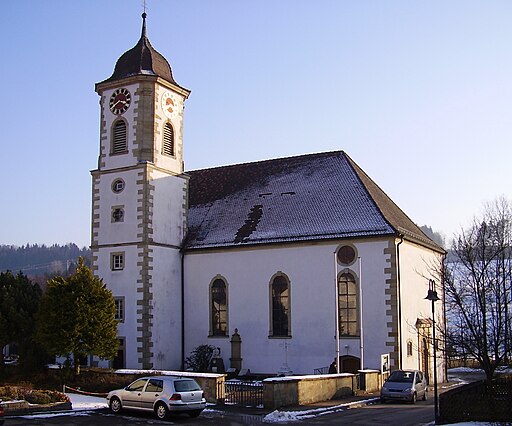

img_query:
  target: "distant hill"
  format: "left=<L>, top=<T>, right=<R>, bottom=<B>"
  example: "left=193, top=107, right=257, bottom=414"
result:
left=0, top=243, right=91, bottom=278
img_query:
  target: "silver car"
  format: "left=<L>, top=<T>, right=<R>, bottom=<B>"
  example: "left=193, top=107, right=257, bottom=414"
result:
left=380, top=370, right=427, bottom=403
left=106, top=376, right=206, bottom=419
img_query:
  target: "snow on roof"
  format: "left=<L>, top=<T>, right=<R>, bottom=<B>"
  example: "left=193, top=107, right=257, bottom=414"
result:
left=185, top=151, right=441, bottom=251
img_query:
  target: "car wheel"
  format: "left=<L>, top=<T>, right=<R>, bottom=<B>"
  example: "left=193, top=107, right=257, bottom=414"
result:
left=109, top=397, right=122, bottom=414
left=155, top=402, right=169, bottom=420
left=188, top=410, right=203, bottom=418
left=411, top=392, right=417, bottom=404
left=380, top=397, right=387, bottom=404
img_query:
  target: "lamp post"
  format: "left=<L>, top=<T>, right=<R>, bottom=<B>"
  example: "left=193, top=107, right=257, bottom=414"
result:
left=425, top=279, right=440, bottom=424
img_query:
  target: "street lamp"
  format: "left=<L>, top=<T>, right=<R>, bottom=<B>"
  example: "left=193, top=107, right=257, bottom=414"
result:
left=425, top=279, right=440, bottom=424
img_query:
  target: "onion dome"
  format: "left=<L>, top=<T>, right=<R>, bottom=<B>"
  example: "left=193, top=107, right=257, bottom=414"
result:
left=102, top=13, right=179, bottom=86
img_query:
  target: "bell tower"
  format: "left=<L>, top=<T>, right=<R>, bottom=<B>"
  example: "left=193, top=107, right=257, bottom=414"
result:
left=91, top=13, right=190, bottom=369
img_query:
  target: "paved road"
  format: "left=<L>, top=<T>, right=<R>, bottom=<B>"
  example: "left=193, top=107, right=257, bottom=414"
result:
left=300, top=399, right=434, bottom=425
left=4, top=399, right=436, bottom=426
left=3, top=408, right=264, bottom=426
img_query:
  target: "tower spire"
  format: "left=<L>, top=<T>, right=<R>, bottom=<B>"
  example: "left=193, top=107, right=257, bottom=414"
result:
left=141, top=11, right=147, bottom=39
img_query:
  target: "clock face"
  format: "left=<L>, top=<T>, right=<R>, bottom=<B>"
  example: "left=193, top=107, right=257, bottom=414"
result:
left=109, top=88, right=131, bottom=115
left=161, top=91, right=179, bottom=119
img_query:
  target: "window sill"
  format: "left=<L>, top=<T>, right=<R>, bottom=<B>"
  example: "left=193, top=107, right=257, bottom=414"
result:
left=268, top=335, right=292, bottom=339
left=208, top=334, right=229, bottom=339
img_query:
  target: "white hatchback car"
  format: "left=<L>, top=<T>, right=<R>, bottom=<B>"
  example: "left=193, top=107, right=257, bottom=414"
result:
left=107, top=376, right=206, bottom=419
left=380, top=370, right=428, bottom=403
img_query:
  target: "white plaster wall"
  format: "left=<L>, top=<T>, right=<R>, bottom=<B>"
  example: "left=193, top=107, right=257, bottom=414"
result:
left=150, top=170, right=186, bottom=247
left=101, top=83, right=139, bottom=171
left=148, top=247, right=183, bottom=370
left=184, top=239, right=392, bottom=375
left=398, top=241, right=445, bottom=382
left=96, top=169, right=140, bottom=246
left=95, top=245, right=142, bottom=368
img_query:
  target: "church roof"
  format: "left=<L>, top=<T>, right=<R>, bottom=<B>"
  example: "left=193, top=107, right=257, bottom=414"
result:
left=185, top=151, right=442, bottom=251
left=99, top=13, right=182, bottom=87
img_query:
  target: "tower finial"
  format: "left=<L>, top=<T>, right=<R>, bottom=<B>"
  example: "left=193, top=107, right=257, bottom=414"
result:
left=141, top=10, right=147, bottom=38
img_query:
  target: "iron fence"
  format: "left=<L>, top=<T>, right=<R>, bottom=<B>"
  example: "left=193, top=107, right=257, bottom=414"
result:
left=223, top=380, right=264, bottom=407
left=439, top=375, right=512, bottom=424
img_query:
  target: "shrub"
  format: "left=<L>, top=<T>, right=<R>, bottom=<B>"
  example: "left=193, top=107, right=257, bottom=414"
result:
left=0, top=386, right=69, bottom=404
left=25, top=391, right=52, bottom=405
left=185, top=344, right=216, bottom=372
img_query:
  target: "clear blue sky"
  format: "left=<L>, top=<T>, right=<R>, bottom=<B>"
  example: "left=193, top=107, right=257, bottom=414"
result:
left=2, top=1, right=511, bottom=248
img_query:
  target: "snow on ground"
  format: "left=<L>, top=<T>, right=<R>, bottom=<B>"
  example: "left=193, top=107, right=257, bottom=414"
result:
left=263, top=398, right=378, bottom=423
left=67, top=392, right=108, bottom=410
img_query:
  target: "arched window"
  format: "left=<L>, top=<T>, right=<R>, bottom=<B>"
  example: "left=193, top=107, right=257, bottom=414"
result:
left=210, top=278, right=227, bottom=336
left=112, top=119, right=127, bottom=154
left=407, top=340, right=413, bottom=357
left=162, top=122, right=175, bottom=156
left=338, top=272, right=359, bottom=337
left=270, top=274, right=290, bottom=337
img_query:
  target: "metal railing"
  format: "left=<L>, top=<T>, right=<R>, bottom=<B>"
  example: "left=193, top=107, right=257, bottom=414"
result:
left=224, top=380, right=264, bottom=407
left=439, top=375, right=512, bottom=424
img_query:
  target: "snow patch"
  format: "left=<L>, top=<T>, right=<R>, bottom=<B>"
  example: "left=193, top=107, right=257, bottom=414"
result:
left=67, top=393, right=108, bottom=410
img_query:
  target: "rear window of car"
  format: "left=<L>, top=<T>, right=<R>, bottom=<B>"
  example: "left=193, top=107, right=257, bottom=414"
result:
left=388, top=371, right=414, bottom=383
left=174, top=379, right=201, bottom=392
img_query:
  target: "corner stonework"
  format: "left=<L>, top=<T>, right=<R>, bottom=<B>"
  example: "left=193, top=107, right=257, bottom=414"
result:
left=383, top=238, right=399, bottom=369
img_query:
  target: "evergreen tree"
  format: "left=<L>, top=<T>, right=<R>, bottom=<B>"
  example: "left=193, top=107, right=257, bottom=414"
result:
left=0, top=271, right=42, bottom=370
left=36, top=257, right=118, bottom=374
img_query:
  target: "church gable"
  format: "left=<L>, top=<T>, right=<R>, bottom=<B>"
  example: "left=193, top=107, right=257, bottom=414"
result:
left=185, top=151, right=433, bottom=249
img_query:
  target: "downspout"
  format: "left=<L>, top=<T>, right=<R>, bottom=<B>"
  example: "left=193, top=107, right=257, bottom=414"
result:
left=396, top=234, right=404, bottom=370
left=180, top=244, right=186, bottom=371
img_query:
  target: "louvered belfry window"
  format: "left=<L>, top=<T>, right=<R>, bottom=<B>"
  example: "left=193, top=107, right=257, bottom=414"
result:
left=162, top=122, right=174, bottom=156
left=112, top=120, right=127, bottom=154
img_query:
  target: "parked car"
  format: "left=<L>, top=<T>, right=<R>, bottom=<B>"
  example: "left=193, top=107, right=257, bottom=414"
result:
left=3, top=354, right=19, bottom=366
left=0, top=402, right=4, bottom=425
left=106, top=376, right=206, bottom=420
left=380, top=369, right=427, bottom=403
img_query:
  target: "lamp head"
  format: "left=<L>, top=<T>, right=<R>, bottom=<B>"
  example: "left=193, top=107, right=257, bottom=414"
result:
left=425, top=289, right=440, bottom=302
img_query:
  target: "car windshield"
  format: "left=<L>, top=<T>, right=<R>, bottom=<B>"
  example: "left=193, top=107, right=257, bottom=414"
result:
left=174, top=379, right=201, bottom=392
left=387, top=371, right=414, bottom=383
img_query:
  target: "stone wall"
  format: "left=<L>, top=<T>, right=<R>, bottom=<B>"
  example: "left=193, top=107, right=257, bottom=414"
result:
left=263, top=374, right=357, bottom=409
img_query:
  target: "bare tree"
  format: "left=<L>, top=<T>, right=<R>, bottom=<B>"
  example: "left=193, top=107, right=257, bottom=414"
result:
left=445, top=197, right=512, bottom=380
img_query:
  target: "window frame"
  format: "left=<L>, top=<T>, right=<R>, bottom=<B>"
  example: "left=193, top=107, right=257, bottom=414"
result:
left=407, top=340, right=413, bottom=357
left=114, top=297, right=125, bottom=322
left=162, top=121, right=175, bottom=157
left=111, top=118, right=128, bottom=155
left=337, top=244, right=358, bottom=266
left=209, top=276, right=228, bottom=338
left=269, top=272, right=291, bottom=338
left=111, top=252, right=125, bottom=271
left=337, top=270, right=359, bottom=337
left=112, top=178, right=125, bottom=194
left=111, top=205, right=125, bottom=223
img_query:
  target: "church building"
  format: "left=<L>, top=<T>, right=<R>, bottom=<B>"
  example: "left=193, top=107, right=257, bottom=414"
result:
left=91, top=14, right=445, bottom=382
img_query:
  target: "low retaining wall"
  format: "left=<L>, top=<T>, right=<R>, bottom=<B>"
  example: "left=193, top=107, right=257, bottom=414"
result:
left=263, top=370, right=383, bottom=409
left=263, top=374, right=356, bottom=409
left=2, top=401, right=72, bottom=415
